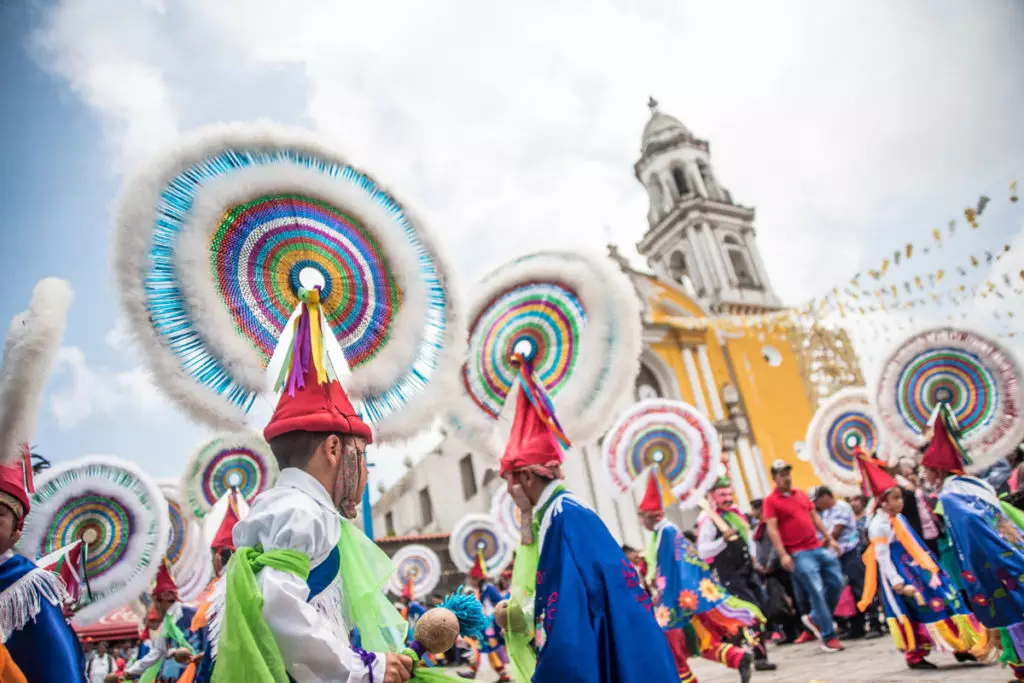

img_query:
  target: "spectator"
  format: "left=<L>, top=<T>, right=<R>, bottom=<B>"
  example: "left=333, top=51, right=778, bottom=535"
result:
left=763, top=460, right=845, bottom=653
left=813, top=487, right=881, bottom=640
left=895, top=458, right=941, bottom=557
left=85, top=641, right=116, bottom=683
left=750, top=499, right=802, bottom=644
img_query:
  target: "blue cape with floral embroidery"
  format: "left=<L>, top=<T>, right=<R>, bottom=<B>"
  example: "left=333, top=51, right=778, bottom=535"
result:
left=940, top=478, right=1024, bottom=628
left=532, top=490, right=677, bottom=683
left=653, top=522, right=727, bottom=630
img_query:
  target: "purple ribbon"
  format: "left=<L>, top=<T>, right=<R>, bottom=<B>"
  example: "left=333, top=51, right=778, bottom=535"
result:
left=352, top=646, right=377, bottom=682
left=285, top=309, right=311, bottom=396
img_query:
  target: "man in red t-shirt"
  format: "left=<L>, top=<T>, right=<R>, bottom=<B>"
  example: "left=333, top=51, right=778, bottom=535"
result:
left=763, top=460, right=845, bottom=653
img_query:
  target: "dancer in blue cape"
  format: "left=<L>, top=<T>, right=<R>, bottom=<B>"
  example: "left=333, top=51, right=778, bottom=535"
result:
left=498, top=358, right=677, bottom=683
left=0, top=451, right=85, bottom=682
left=639, top=469, right=759, bottom=683
left=854, top=450, right=986, bottom=671
left=922, top=405, right=1024, bottom=681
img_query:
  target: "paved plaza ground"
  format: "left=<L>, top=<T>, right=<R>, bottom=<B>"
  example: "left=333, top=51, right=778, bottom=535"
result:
left=688, top=636, right=1011, bottom=683
left=467, top=636, right=1014, bottom=682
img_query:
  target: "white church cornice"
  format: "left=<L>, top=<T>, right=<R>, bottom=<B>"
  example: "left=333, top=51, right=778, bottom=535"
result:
left=637, top=197, right=756, bottom=255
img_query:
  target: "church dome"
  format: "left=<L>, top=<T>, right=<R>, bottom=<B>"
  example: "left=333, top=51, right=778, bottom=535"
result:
left=641, top=97, right=690, bottom=154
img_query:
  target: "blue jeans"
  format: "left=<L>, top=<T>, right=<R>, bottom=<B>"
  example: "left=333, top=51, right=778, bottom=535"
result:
left=792, top=547, right=845, bottom=639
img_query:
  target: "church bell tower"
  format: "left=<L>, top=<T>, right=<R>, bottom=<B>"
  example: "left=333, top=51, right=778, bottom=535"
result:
left=634, top=97, right=781, bottom=315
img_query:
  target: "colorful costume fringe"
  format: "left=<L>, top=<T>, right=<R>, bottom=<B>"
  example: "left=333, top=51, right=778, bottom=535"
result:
left=859, top=512, right=987, bottom=665
left=923, top=404, right=1024, bottom=679
left=651, top=516, right=760, bottom=681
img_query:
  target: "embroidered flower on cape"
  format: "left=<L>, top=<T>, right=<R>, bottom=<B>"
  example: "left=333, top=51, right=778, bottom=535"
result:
left=698, top=578, right=721, bottom=602
left=678, top=590, right=699, bottom=612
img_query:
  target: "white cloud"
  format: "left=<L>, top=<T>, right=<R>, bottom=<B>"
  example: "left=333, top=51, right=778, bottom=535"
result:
left=49, top=347, right=171, bottom=429
left=104, top=318, right=131, bottom=351
left=31, top=0, right=1024, bottom=305
left=29, top=1, right=1024, bottom=408
left=30, top=0, right=178, bottom=169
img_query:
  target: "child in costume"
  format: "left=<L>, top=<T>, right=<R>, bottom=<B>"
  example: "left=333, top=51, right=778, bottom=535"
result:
left=922, top=405, right=1024, bottom=680
left=697, top=476, right=776, bottom=670
left=457, top=558, right=510, bottom=682
left=123, top=560, right=211, bottom=682
left=855, top=451, right=986, bottom=670
left=209, top=291, right=413, bottom=683
left=640, top=470, right=757, bottom=683
left=0, top=452, right=85, bottom=682
left=499, top=359, right=678, bottom=683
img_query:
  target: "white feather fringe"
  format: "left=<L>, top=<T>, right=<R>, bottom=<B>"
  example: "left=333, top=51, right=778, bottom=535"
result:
left=180, top=431, right=277, bottom=519
left=804, top=387, right=876, bottom=496
left=873, top=326, right=1024, bottom=472
left=20, top=455, right=169, bottom=626
left=113, top=121, right=463, bottom=442
left=0, top=565, right=69, bottom=642
left=448, top=250, right=643, bottom=456
left=0, top=278, right=73, bottom=464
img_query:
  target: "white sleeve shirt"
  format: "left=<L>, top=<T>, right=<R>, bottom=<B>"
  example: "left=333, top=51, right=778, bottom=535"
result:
left=231, top=468, right=386, bottom=683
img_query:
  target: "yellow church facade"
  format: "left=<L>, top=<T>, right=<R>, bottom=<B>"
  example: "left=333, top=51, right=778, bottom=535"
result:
left=621, top=99, right=863, bottom=506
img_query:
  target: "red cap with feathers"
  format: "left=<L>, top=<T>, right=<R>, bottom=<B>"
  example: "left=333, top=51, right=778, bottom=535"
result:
left=152, top=558, right=178, bottom=599
left=263, top=288, right=372, bottom=443
left=854, top=448, right=899, bottom=499
left=638, top=468, right=675, bottom=513
left=467, top=551, right=488, bottom=581
left=921, top=404, right=970, bottom=473
left=498, top=356, right=568, bottom=478
left=0, top=446, right=34, bottom=527
left=210, top=490, right=242, bottom=552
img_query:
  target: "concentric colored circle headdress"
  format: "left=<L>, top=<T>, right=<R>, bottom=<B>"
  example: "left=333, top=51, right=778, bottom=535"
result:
left=447, top=250, right=643, bottom=457
left=448, top=513, right=514, bottom=577
left=387, top=544, right=442, bottom=599
left=114, top=122, right=461, bottom=442
left=158, top=482, right=210, bottom=603
left=603, top=399, right=721, bottom=510
left=805, top=388, right=881, bottom=496
left=180, top=431, right=277, bottom=520
left=20, top=456, right=169, bottom=625
left=489, top=486, right=521, bottom=541
left=0, top=278, right=73, bottom=464
left=874, top=326, right=1024, bottom=471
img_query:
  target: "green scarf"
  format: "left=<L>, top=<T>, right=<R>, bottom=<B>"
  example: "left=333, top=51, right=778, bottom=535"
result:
left=336, top=519, right=409, bottom=653
left=506, top=485, right=563, bottom=683
left=720, top=510, right=751, bottom=546
left=211, top=546, right=311, bottom=683
left=212, top=522, right=412, bottom=683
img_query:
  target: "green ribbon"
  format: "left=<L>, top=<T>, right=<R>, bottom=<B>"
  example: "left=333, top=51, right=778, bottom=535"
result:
left=211, top=546, right=311, bottom=683
left=505, top=486, right=563, bottom=683
left=337, top=518, right=409, bottom=653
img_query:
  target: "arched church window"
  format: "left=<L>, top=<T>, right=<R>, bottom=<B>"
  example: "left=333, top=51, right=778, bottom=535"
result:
left=723, top=235, right=757, bottom=288
left=635, top=365, right=663, bottom=401
left=671, top=166, right=690, bottom=197
left=667, top=251, right=697, bottom=297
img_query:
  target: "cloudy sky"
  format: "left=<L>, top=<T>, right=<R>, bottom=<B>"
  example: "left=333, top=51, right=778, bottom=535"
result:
left=1, top=0, right=1022, bottom=492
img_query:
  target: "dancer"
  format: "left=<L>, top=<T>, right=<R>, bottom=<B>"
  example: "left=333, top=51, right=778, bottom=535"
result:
left=458, top=556, right=511, bottom=682
left=189, top=488, right=243, bottom=637
left=856, top=451, right=986, bottom=670
left=922, top=405, right=1024, bottom=680
left=123, top=560, right=211, bottom=682
left=500, top=357, right=678, bottom=683
left=0, top=454, right=85, bottom=682
left=698, top=476, right=777, bottom=671
left=208, top=291, right=413, bottom=683
left=641, top=470, right=757, bottom=683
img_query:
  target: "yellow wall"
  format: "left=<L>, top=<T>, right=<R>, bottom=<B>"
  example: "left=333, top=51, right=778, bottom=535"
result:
left=638, top=274, right=821, bottom=497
